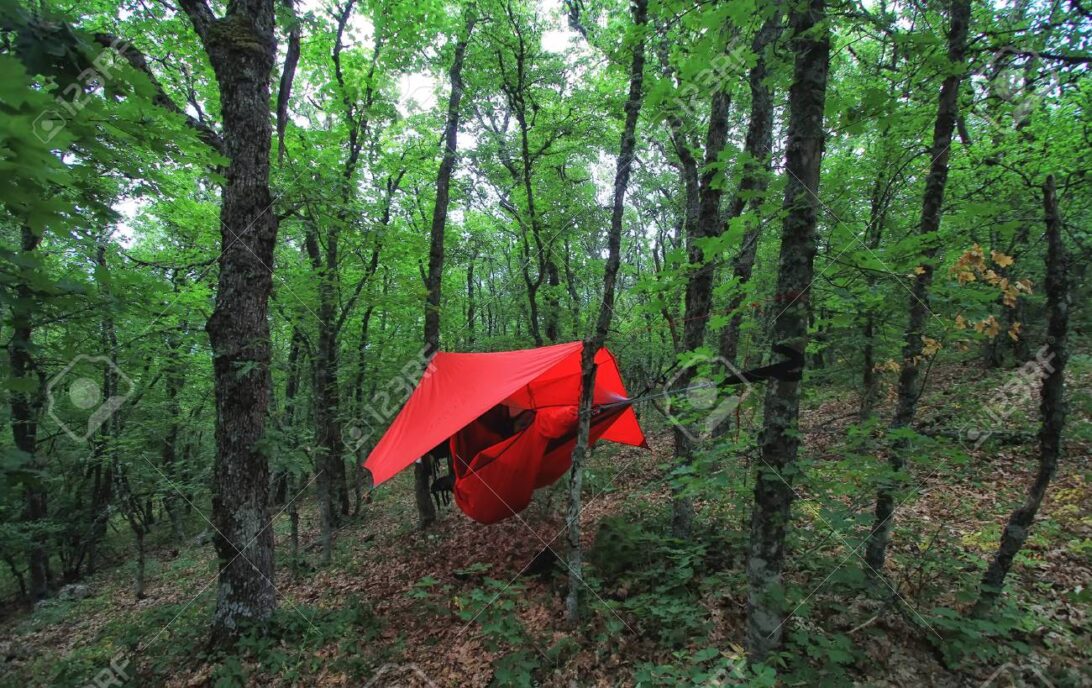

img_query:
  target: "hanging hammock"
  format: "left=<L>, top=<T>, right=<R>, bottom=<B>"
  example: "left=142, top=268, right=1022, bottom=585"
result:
left=363, top=341, right=647, bottom=524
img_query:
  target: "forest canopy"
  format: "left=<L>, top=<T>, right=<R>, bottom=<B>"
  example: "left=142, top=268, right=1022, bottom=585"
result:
left=0, top=0, right=1088, bottom=685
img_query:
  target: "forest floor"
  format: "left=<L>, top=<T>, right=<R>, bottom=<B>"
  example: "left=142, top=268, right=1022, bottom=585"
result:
left=0, top=359, right=1089, bottom=687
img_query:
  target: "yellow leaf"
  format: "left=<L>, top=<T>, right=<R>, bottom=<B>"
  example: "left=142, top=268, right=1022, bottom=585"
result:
left=955, top=314, right=967, bottom=329
left=1003, top=286, right=1019, bottom=307
left=921, top=336, right=942, bottom=357
left=1008, top=321, right=1022, bottom=341
left=874, top=359, right=900, bottom=373
left=982, top=316, right=1000, bottom=338
left=992, top=250, right=1014, bottom=268
left=914, top=266, right=926, bottom=275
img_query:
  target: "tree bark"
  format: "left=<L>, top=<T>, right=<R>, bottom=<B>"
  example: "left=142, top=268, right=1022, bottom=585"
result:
left=10, top=224, right=47, bottom=600
left=179, top=0, right=280, bottom=642
left=274, top=0, right=300, bottom=164
left=271, top=328, right=304, bottom=505
left=566, top=0, right=647, bottom=623
left=745, top=0, right=829, bottom=660
left=714, top=6, right=783, bottom=437
left=466, top=253, right=477, bottom=346
left=973, top=174, right=1069, bottom=616
left=670, top=28, right=737, bottom=539
left=162, top=307, right=187, bottom=538
left=864, top=0, right=971, bottom=575
left=858, top=147, right=892, bottom=420
left=419, top=15, right=476, bottom=528
left=133, top=520, right=146, bottom=600
left=304, top=219, right=341, bottom=564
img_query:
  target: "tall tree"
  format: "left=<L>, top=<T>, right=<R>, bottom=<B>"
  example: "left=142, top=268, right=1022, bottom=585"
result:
left=973, top=173, right=1070, bottom=615
left=565, top=0, right=648, bottom=624
left=716, top=7, right=784, bottom=372
left=745, top=0, right=830, bottom=659
left=417, top=12, right=477, bottom=528
left=9, top=224, right=47, bottom=600
left=305, top=1, right=386, bottom=561
left=864, top=0, right=972, bottom=575
left=177, top=0, right=280, bottom=640
left=669, top=22, right=739, bottom=539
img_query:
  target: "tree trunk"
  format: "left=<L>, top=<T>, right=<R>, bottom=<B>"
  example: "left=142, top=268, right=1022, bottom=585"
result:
left=545, top=260, right=562, bottom=342
left=671, top=29, right=737, bottom=539
left=858, top=168, right=886, bottom=419
left=566, top=0, right=647, bottom=623
left=419, top=15, right=475, bottom=528
left=272, top=328, right=304, bottom=506
left=304, top=220, right=342, bottom=564
left=133, top=526, right=146, bottom=601
left=162, top=308, right=187, bottom=538
left=745, top=0, right=830, bottom=660
left=860, top=314, right=879, bottom=418
left=561, top=238, right=581, bottom=335
left=179, top=0, right=280, bottom=642
left=353, top=307, right=374, bottom=514
left=864, top=0, right=971, bottom=576
left=466, top=254, right=477, bottom=346
left=713, top=6, right=783, bottom=439
left=718, top=7, right=783, bottom=361
left=972, top=174, right=1069, bottom=615
left=305, top=3, right=381, bottom=547
left=10, top=224, right=47, bottom=600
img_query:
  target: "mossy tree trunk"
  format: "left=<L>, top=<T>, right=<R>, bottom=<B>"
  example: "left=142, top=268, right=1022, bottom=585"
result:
left=745, top=0, right=830, bottom=660
left=178, top=0, right=280, bottom=643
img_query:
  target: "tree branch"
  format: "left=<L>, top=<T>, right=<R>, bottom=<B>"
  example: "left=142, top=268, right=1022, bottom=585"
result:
left=93, top=33, right=225, bottom=155
left=176, top=0, right=216, bottom=46
left=276, top=0, right=302, bottom=164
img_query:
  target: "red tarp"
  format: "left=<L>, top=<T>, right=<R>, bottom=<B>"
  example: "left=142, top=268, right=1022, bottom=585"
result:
left=363, top=341, right=647, bottom=523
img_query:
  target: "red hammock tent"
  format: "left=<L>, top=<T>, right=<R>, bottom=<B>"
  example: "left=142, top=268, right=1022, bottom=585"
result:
left=363, top=341, right=647, bottom=524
